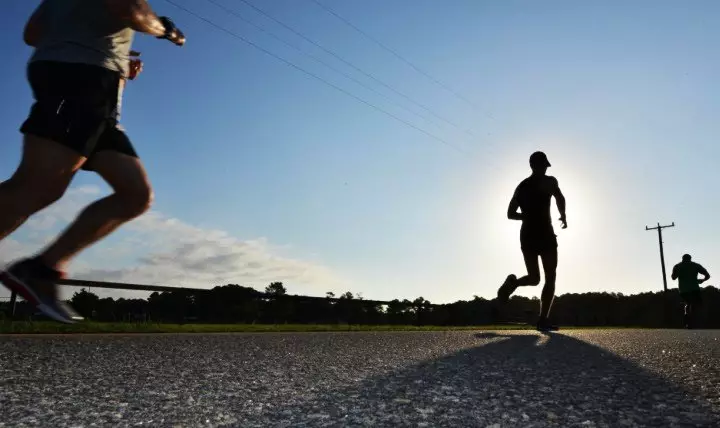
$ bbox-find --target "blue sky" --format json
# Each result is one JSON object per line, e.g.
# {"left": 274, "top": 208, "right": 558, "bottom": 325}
{"left": 1, "top": 0, "right": 719, "bottom": 303}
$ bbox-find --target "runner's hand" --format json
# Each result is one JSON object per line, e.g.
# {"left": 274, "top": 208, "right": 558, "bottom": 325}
{"left": 158, "top": 16, "right": 186, "bottom": 46}
{"left": 559, "top": 216, "right": 567, "bottom": 229}
{"left": 128, "top": 51, "right": 143, "bottom": 80}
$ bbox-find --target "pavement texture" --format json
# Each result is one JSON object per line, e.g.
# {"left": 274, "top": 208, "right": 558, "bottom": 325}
{"left": 0, "top": 329, "right": 719, "bottom": 427}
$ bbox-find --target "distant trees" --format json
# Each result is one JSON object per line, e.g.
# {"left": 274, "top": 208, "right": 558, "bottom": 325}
{"left": 265, "top": 282, "right": 287, "bottom": 296}
{"left": 70, "top": 289, "right": 100, "bottom": 318}
{"left": 4, "top": 281, "right": 718, "bottom": 328}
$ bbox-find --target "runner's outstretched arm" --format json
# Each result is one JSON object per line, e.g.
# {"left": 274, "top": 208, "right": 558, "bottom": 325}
{"left": 106, "top": 0, "right": 185, "bottom": 45}
{"left": 507, "top": 188, "right": 522, "bottom": 221}
{"left": 552, "top": 177, "right": 567, "bottom": 228}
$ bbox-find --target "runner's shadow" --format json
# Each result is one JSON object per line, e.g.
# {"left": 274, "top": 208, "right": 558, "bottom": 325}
{"left": 273, "top": 331, "right": 719, "bottom": 427}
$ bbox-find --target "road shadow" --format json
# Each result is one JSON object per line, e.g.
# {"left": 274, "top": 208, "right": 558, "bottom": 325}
{"left": 268, "top": 331, "right": 720, "bottom": 427}
{"left": 1, "top": 331, "right": 717, "bottom": 427}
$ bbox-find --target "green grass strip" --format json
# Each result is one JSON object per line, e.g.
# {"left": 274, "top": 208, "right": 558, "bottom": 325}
{"left": 0, "top": 321, "right": 642, "bottom": 334}
{"left": 0, "top": 321, "right": 538, "bottom": 334}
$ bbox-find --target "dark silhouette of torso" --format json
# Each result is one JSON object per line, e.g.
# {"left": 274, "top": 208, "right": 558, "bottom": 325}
{"left": 515, "top": 174, "right": 557, "bottom": 233}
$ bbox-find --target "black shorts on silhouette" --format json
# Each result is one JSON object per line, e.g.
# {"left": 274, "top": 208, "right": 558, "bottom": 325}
{"left": 20, "top": 61, "right": 138, "bottom": 171}
{"left": 520, "top": 225, "right": 557, "bottom": 255}
{"left": 680, "top": 290, "right": 702, "bottom": 306}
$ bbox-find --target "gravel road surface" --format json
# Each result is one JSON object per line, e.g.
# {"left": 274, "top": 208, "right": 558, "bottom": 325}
{"left": 0, "top": 329, "right": 718, "bottom": 427}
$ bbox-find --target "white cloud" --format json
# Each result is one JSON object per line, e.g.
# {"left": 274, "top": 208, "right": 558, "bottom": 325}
{"left": 1, "top": 185, "right": 347, "bottom": 299}
{"left": 0, "top": 239, "right": 32, "bottom": 268}
{"left": 25, "top": 185, "right": 102, "bottom": 233}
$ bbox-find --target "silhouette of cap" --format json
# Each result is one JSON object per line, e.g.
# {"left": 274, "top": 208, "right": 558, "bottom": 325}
{"left": 529, "top": 151, "right": 551, "bottom": 168}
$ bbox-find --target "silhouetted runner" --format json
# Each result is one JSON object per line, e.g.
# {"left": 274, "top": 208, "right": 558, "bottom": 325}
{"left": 496, "top": 151, "right": 567, "bottom": 332}
{"left": 671, "top": 254, "right": 710, "bottom": 329}
{"left": 0, "top": 1, "right": 185, "bottom": 323}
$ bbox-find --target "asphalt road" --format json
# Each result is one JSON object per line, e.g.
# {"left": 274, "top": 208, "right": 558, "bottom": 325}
{"left": 0, "top": 330, "right": 718, "bottom": 427}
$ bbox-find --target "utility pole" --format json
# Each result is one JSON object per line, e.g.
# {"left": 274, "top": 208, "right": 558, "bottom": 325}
{"left": 646, "top": 222, "right": 675, "bottom": 328}
{"left": 645, "top": 222, "right": 675, "bottom": 293}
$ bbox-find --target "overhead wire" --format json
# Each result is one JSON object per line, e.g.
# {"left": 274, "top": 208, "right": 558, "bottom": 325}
{"left": 236, "top": 0, "right": 482, "bottom": 139}
{"left": 162, "top": 0, "right": 470, "bottom": 154}
{"left": 300, "top": 0, "right": 503, "bottom": 159}
{"left": 308, "top": 0, "right": 482, "bottom": 111}
{"left": 204, "top": 0, "right": 447, "bottom": 131}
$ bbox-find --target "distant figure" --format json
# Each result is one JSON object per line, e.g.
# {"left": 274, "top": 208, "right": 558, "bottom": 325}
{"left": 496, "top": 151, "right": 567, "bottom": 332}
{"left": 671, "top": 254, "right": 710, "bottom": 329}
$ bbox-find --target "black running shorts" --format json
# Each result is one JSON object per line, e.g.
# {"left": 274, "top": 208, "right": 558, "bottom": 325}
{"left": 520, "top": 225, "right": 558, "bottom": 255}
{"left": 680, "top": 290, "right": 702, "bottom": 306}
{"left": 20, "top": 61, "right": 138, "bottom": 170}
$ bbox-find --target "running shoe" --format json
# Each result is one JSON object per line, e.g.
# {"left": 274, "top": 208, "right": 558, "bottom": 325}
{"left": 496, "top": 274, "right": 518, "bottom": 304}
{"left": 536, "top": 318, "right": 559, "bottom": 332}
{"left": 0, "top": 258, "right": 80, "bottom": 323}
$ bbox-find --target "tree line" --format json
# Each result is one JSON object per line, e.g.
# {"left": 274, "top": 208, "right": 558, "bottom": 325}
{"left": 3, "top": 282, "right": 719, "bottom": 328}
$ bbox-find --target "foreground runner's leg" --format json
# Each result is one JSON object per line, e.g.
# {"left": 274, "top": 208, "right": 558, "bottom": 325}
{"left": 684, "top": 292, "right": 702, "bottom": 329}
{"left": 537, "top": 249, "right": 559, "bottom": 331}
{"left": 0, "top": 137, "right": 84, "bottom": 242}
{"left": 517, "top": 250, "right": 542, "bottom": 287}
{"left": 0, "top": 139, "right": 88, "bottom": 324}
{"left": 1, "top": 61, "right": 119, "bottom": 323}
{"left": 7, "top": 132, "right": 150, "bottom": 324}
{"left": 496, "top": 274, "right": 517, "bottom": 303}
{"left": 37, "top": 143, "right": 152, "bottom": 274}
{"left": 0, "top": 136, "right": 86, "bottom": 323}
{"left": 497, "top": 250, "right": 541, "bottom": 303}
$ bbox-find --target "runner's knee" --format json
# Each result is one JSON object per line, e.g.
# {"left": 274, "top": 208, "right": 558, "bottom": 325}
{"left": 89, "top": 151, "right": 152, "bottom": 218}
{"left": 527, "top": 273, "right": 541, "bottom": 285}
{"left": 115, "top": 184, "right": 153, "bottom": 218}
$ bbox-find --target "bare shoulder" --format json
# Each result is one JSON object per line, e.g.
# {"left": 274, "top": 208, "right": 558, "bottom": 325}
{"left": 515, "top": 177, "right": 530, "bottom": 190}
{"left": 540, "top": 175, "right": 558, "bottom": 192}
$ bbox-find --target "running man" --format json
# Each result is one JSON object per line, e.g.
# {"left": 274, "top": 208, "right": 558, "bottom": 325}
{"left": 671, "top": 254, "right": 710, "bottom": 329}
{"left": 0, "top": 0, "right": 185, "bottom": 323}
{"left": 496, "top": 151, "right": 567, "bottom": 332}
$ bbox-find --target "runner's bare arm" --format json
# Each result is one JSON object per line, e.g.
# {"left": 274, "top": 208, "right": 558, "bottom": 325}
{"left": 698, "top": 265, "right": 710, "bottom": 283}
{"left": 106, "top": 0, "right": 185, "bottom": 45}
{"left": 23, "top": 0, "right": 49, "bottom": 46}
{"left": 552, "top": 177, "right": 567, "bottom": 228}
{"left": 106, "top": 0, "right": 165, "bottom": 36}
{"left": 507, "top": 188, "right": 522, "bottom": 221}
{"left": 671, "top": 265, "right": 678, "bottom": 280}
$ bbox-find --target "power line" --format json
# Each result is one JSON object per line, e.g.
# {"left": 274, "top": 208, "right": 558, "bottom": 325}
{"left": 236, "top": 0, "right": 476, "bottom": 136}
{"left": 163, "top": 0, "right": 468, "bottom": 154}
{"left": 308, "top": 0, "right": 480, "bottom": 110}
{"left": 204, "top": 0, "right": 446, "bottom": 131}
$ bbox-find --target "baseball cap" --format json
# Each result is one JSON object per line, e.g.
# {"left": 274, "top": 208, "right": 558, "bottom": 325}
{"left": 529, "top": 151, "right": 551, "bottom": 168}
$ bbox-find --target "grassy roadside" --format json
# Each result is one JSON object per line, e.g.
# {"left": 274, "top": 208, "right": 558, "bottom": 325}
{"left": 0, "top": 321, "right": 542, "bottom": 334}
{"left": 0, "top": 321, "right": 641, "bottom": 334}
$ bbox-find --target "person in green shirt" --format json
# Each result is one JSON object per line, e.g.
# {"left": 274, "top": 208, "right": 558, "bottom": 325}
{"left": 670, "top": 254, "right": 710, "bottom": 329}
